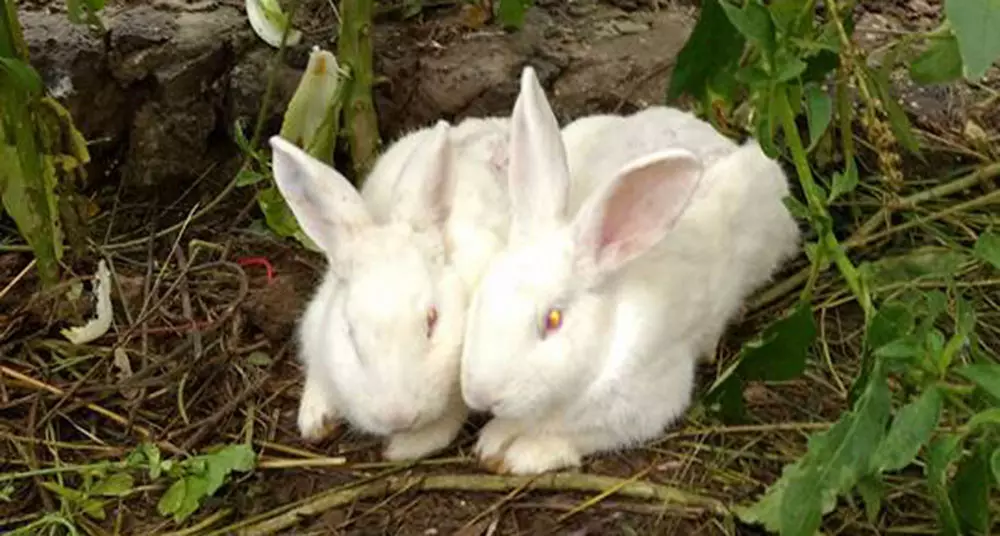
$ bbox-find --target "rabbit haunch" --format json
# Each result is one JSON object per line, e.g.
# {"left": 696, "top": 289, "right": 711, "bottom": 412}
{"left": 459, "top": 67, "right": 800, "bottom": 475}
{"left": 270, "top": 115, "right": 511, "bottom": 462}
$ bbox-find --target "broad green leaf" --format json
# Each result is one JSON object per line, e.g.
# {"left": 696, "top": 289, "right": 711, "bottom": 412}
{"left": 739, "top": 364, "right": 891, "bottom": 535}
{"left": 863, "top": 248, "right": 968, "bottom": 289}
{"left": 955, "top": 364, "right": 1000, "bottom": 401}
{"left": 704, "top": 301, "right": 816, "bottom": 421}
{"left": 828, "top": 158, "right": 859, "bottom": 202}
{"left": 870, "top": 386, "right": 943, "bottom": 473}
{"left": 157, "top": 479, "right": 186, "bottom": 518}
{"left": 667, "top": 0, "right": 746, "bottom": 102}
{"left": 949, "top": 440, "right": 992, "bottom": 533}
{"left": 246, "top": 0, "right": 302, "bottom": 48}
{"left": 991, "top": 448, "right": 1000, "bottom": 486}
{"left": 210, "top": 444, "right": 256, "bottom": 473}
{"left": 965, "top": 408, "right": 1000, "bottom": 432}
{"left": 91, "top": 472, "right": 134, "bottom": 497}
{"left": 718, "top": 0, "right": 774, "bottom": 54}
{"left": 910, "top": 33, "right": 964, "bottom": 84}
{"left": 247, "top": 351, "right": 272, "bottom": 366}
{"left": 0, "top": 57, "right": 43, "bottom": 95}
{"left": 926, "top": 434, "right": 963, "bottom": 536}
{"left": 235, "top": 168, "right": 268, "bottom": 187}
{"left": 495, "top": 0, "right": 533, "bottom": 30}
{"left": 973, "top": 230, "right": 1000, "bottom": 269}
{"left": 279, "top": 47, "right": 344, "bottom": 165}
{"left": 773, "top": 54, "right": 808, "bottom": 82}
{"left": 944, "top": 0, "right": 1000, "bottom": 80}
{"left": 804, "top": 84, "right": 832, "bottom": 152}
{"left": 862, "top": 64, "right": 921, "bottom": 155}
{"left": 257, "top": 186, "right": 303, "bottom": 239}
{"left": 873, "top": 335, "right": 923, "bottom": 360}
{"left": 782, "top": 195, "right": 809, "bottom": 220}
{"left": 865, "top": 303, "right": 915, "bottom": 350}
{"left": 175, "top": 475, "right": 209, "bottom": 522}
{"left": 856, "top": 474, "right": 883, "bottom": 522}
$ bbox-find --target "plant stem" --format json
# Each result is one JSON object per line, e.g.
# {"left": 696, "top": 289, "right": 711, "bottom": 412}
{"left": 338, "top": 0, "right": 382, "bottom": 183}
{"left": 776, "top": 85, "right": 872, "bottom": 319}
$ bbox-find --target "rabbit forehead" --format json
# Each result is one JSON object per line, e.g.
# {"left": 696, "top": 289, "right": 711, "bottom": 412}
{"left": 489, "top": 233, "right": 576, "bottom": 302}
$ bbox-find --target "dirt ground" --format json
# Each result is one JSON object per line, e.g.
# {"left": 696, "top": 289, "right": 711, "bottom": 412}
{"left": 2, "top": 0, "right": 999, "bottom": 534}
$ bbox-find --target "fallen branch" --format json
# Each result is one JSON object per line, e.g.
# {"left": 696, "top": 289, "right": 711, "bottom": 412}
{"left": 229, "top": 472, "right": 729, "bottom": 535}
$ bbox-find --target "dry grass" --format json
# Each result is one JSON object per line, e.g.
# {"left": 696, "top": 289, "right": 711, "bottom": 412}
{"left": 3, "top": 1, "right": 1000, "bottom": 534}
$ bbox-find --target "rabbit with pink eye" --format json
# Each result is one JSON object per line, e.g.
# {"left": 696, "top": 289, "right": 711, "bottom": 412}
{"left": 270, "top": 116, "right": 511, "bottom": 461}
{"left": 459, "top": 67, "right": 800, "bottom": 475}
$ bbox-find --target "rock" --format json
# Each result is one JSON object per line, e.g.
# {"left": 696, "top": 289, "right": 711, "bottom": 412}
{"left": 19, "top": 0, "right": 696, "bottom": 191}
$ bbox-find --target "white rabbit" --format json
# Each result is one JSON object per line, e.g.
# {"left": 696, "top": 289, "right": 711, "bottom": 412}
{"left": 459, "top": 67, "right": 800, "bottom": 475}
{"left": 270, "top": 116, "right": 510, "bottom": 461}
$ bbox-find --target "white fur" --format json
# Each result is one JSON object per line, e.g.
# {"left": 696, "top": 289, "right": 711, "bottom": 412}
{"left": 270, "top": 115, "right": 511, "bottom": 461}
{"left": 459, "top": 67, "right": 801, "bottom": 474}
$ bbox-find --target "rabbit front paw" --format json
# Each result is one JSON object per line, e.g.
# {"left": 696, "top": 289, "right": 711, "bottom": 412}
{"left": 475, "top": 419, "right": 581, "bottom": 475}
{"left": 498, "top": 435, "right": 581, "bottom": 475}
{"left": 383, "top": 414, "right": 464, "bottom": 461}
{"left": 297, "top": 377, "right": 340, "bottom": 442}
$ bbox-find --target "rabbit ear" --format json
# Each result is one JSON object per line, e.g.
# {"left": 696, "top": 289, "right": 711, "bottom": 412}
{"left": 571, "top": 149, "right": 703, "bottom": 279}
{"left": 389, "top": 120, "right": 453, "bottom": 230}
{"left": 270, "top": 136, "right": 373, "bottom": 270}
{"left": 508, "top": 66, "right": 570, "bottom": 242}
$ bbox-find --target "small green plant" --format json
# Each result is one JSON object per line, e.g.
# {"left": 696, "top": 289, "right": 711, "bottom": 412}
{"left": 1, "top": 442, "right": 258, "bottom": 533}
{"left": 1, "top": 0, "right": 95, "bottom": 286}
{"left": 670, "top": 1, "right": 1000, "bottom": 534}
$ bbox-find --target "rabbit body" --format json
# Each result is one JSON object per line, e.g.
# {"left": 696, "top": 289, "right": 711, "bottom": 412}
{"left": 272, "top": 116, "right": 511, "bottom": 461}
{"left": 460, "top": 68, "right": 800, "bottom": 474}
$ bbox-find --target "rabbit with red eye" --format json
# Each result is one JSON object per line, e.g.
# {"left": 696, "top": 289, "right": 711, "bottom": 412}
{"left": 459, "top": 67, "right": 800, "bottom": 475}
{"left": 271, "top": 116, "right": 511, "bottom": 461}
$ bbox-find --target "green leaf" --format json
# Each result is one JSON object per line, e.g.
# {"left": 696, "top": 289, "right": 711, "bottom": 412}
{"left": 91, "top": 472, "right": 134, "bottom": 497}
{"left": 944, "top": 0, "right": 1000, "bottom": 80}
{"left": 704, "top": 301, "right": 816, "bottom": 421}
{"left": 738, "top": 364, "right": 891, "bottom": 535}
{"left": 910, "top": 33, "right": 964, "bottom": 84}
{"left": 955, "top": 364, "right": 1000, "bottom": 401}
{"left": 870, "top": 387, "right": 943, "bottom": 473}
{"left": 828, "top": 159, "right": 859, "bottom": 203}
{"left": 718, "top": 0, "right": 774, "bottom": 54}
{"left": 495, "top": 0, "right": 533, "bottom": 30}
{"left": 279, "top": 48, "right": 345, "bottom": 164}
{"left": 926, "top": 434, "right": 963, "bottom": 536}
{"left": 863, "top": 65, "right": 921, "bottom": 155}
{"left": 667, "top": 0, "right": 746, "bottom": 102}
{"left": 949, "top": 440, "right": 992, "bottom": 533}
{"left": 804, "top": 84, "right": 832, "bottom": 152}
{"left": 0, "top": 104, "right": 64, "bottom": 286}
{"left": 973, "top": 230, "right": 1000, "bottom": 269}
{"left": 247, "top": 351, "right": 272, "bottom": 366}
{"left": 873, "top": 335, "right": 923, "bottom": 360}
{"left": 235, "top": 168, "right": 268, "bottom": 187}
{"left": 862, "top": 247, "right": 968, "bottom": 289}
{"left": 257, "top": 186, "right": 303, "bottom": 238}
{"left": 0, "top": 57, "right": 43, "bottom": 95}
{"left": 991, "top": 448, "right": 1000, "bottom": 486}
{"left": 157, "top": 479, "right": 186, "bottom": 518}
{"left": 966, "top": 408, "right": 1000, "bottom": 432}
{"left": 856, "top": 474, "right": 884, "bottom": 522}
{"left": 782, "top": 195, "right": 809, "bottom": 220}
{"left": 866, "top": 303, "right": 915, "bottom": 350}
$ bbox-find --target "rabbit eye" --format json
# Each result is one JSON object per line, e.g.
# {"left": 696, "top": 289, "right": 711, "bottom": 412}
{"left": 540, "top": 308, "right": 563, "bottom": 338}
{"left": 426, "top": 306, "right": 439, "bottom": 337}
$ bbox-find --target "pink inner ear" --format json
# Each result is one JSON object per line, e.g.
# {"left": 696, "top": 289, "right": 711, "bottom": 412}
{"left": 597, "top": 159, "right": 696, "bottom": 263}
